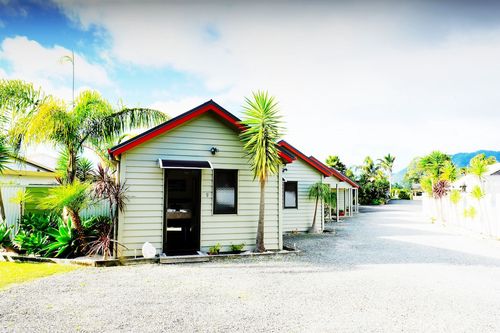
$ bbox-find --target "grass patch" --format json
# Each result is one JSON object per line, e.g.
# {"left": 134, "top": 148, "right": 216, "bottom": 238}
{"left": 0, "top": 262, "right": 79, "bottom": 290}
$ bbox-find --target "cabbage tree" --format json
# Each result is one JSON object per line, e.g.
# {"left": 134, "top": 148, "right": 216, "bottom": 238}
{"left": 240, "top": 91, "right": 284, "bottom": 252}
{"left": 308, "top": 182, "right": 330, "bottom": 233}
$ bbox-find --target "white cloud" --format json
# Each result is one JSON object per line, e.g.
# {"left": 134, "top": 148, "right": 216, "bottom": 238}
{"left": 0, "top": 36, "right": 112, "bottom": 101}
{"left": 54, "top": 1, "right": 500, "bottom": 169}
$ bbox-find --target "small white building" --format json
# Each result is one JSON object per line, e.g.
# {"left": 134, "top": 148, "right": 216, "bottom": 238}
{"left": 277, "top": 141, "right": 330, "bottom": 233}
{"left": 0, "top": 157, "right": 57, "bottom": 227}
{"left": 109, "top": 100, "right": 293, "bottom": 256}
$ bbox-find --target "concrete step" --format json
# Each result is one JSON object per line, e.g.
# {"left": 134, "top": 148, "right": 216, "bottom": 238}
{"left": 159, "top": 255, "right": 210, "bottom": 264}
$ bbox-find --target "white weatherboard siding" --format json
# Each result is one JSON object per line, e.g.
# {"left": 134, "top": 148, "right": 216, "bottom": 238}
{"left": 117, "top": 113, "right": 281, "bottom": 256}
{"left": 283, "top": 158, "right": 324, "bottom": 232}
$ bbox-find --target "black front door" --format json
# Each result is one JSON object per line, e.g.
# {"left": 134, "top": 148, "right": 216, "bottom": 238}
{"left": 163, "top": 169, "right": 201, "bottom": 255}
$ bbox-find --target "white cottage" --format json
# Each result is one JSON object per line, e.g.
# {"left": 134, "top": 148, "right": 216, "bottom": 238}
{"left": 277, "top": 141, "right": 330, "bottom": 232}
{"left": 109, "top": 100, "right": 293, "bottom": 256}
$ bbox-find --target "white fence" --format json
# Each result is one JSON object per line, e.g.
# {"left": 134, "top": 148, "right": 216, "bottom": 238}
{"left": 1, "top": 184, "right": 110, "bottom": 230}
{"left": 422, "top": 193, "right": 500, "bottom": 238}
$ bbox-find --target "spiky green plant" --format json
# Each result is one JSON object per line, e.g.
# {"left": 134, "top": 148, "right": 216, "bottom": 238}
{"left": 308, "top": 182, "right": 330, "bottom": 233}
{"left": 449, "top": 189, "right": 461, "bottom": 205}
{"left": 470, "top": 185, "right": 485, "bottom": 200}
{"left": 44, "top": 218, "right": 78, "bottom": 258}
{"left": 240, "top": 91, "right": 284, "bottom": 252}
{"left": 38, "top": 181, "right": 92, "bottom": 246}
{"left": 0, "top": 221, "right": 13, "bottom": 250}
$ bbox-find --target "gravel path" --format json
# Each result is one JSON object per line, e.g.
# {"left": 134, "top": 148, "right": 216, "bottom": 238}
{"left": 2, "top": 201, "right": 500, "bottom": 332}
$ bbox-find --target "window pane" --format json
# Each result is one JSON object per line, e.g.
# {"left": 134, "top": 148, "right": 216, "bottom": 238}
{"left": 214, "top": 170, "right": 237, "bottom": 214}
{"left": 284, "top": 182, "right": 297, "bottom": 208}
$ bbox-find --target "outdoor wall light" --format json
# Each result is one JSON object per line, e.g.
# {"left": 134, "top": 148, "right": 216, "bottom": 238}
{"left": 210, "top": 147, "right": 219, "bottom": 155}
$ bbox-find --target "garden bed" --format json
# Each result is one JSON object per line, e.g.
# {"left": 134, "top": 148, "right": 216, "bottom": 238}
{"left": 1, "top": 248, "right": 300, "bottom": 267}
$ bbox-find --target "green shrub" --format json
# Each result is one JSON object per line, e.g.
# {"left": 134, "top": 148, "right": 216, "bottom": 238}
{"left": 44, "top": 219, "right": 78, "bottom": 258}
{"left": 19, "top": 213, "right": 59, "bottom": 234}
{"left": 14, "top": 230, "right": 48, "bottom": 255}
{"left": 0, "top": 222, "right": 13, "bottom": 250}
{"left": 398, "top": 189, "right": 412, "bottom": 200}
{"left": 208, "top": 243, "right": 221, "bottom": 255}
{"left": 230, "top": 243, "right": 245, "bottom": 252}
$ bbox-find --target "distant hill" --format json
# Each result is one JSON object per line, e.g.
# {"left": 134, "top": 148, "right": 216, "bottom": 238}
{"left": 451, "top": 150, "right": 500, "bottom": 168}
{"left": 393, "top": 150, "right": 500, "bottom": 184}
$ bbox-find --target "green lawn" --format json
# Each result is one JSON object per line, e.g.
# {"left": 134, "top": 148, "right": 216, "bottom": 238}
{"left": 0, "top": 262, "right": 79, "bottom": 290}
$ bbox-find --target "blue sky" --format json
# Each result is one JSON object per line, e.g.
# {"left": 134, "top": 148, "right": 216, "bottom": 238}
{"left": 1, "top": 0, "right": 500, "bottom": 170}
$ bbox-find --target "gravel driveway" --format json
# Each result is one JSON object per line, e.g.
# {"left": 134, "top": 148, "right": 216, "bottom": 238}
{"left": 2, "top": 201, "right": 500, "bottom": 332}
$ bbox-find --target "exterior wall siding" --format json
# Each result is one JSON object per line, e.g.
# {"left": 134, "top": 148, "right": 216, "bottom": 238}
{"left": 282, "top": 158, "right": 324, "bottom": 232}
{"left": 117, "top": 113, "right": 281, "bottom": 256}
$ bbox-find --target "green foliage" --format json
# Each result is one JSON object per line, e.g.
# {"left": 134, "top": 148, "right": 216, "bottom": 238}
{"left": 468, "top": 153, "right": 496, "bottom": 180}
{"left": 38, "top": 181, "right": 91, "bottom": 213}
{"left": 419, "top": 151, "right": 451, "bottom": 181}
{"left": 308, "top": 182, "right": 330, "bottom": 201}
{"left": 240, "top": 91, "right": 284, "bottom": 252}
{"left": 240, "top": 91, "right": 284, "bottom": 182}
{"left": 404, "top": 157, "right": 424, "bottom": 185}
{"left": 18, "top": 213, "right": 59, "bottom": 234}
{"left": 208, "top": 243, "right": 221, "bottom": 255}
{"left": 463, "top": 206, "right": 477, "bottom": 219}
{"left": 9, "top": 87, "right": 167, "bottom": 184}
{"left": 470, "top": 185, "right": 485, "bottom": 200}
{"left": 396, "top": 188, "right": 412, "bottom": 200}
{"left": 325, "top": 155, "right": 346, "bottom": 173}
{"left": 440, "top": 161, "right": 458, "bottom": 182}
{"left": 449, "top": 190, "right": 461, "bottom": 205}
{"left": 420, "top": 176, "right": 433, "bottom": 195}
{"left": 324, "top": 191, "right": 337, "bottom": 209}
{"left": 44, "top": 219, "right": 78, "bottom": 258}
{"left": 358, "top": 177, "right": 390, "bottom": 205}
{"left": 10, "top": 188, "right": 33, "bottom": 206}
{"left": 14, "top": 230, "right": 48, "bottom": 255}
{"left": 230, "top": 243, "right": 245, "bottom": 252}
{"left": 378, "top": 154, "right": 396, "bottom": 177}
{"left": 0, "top": 222, "right": 13, "bottom": 249}
{"left": 0, "top": 139, "right": 11, "bottom": 173}
{"left": 56, "top": 149, "right": 94, "bottom": 183}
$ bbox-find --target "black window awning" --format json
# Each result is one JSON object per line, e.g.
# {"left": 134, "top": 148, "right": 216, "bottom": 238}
{"left": 158, "top": 159, "right": 213, "bottom": 169}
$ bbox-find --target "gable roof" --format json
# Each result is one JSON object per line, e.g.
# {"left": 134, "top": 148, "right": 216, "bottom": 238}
{"left": 277, "top": 140, "right": 331, "bottom": 176}
{"left": 10, "top": 157, "right": 55, "bottom": 173}
{"left": 109, "top": 100, "right": 294, "bottom": 164}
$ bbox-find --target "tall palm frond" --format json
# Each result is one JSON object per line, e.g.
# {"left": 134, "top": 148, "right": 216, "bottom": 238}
{"left": 240, "top": 91, "right": 284, "bottom": 252}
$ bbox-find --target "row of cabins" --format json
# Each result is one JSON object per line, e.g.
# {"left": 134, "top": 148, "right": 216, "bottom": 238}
{"left": 108, "top": 100, "right": 359, "bottom": 256}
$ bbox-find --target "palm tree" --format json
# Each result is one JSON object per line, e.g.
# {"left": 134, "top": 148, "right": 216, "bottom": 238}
{"left": 359, "top": 156, "right": 381, "bottom": 181}
{"left": 468, "top": 153, "right": 496, "bottom": 189}
{"left": 240, "top": 91, "right": 284, "bottom": 252}
{"left": 378, "top": 154, "right": 396, "bottom": 194}
{"left": 11, "top": 90, "right": 168, "bottom": 184}
{"left": 0, "top": 80, "right": 45, "bottom": 221}
{"left": 325, "top": 155, "right": 347, "bottom": 173}
{"left": 0, "top": 140, "right": 11, "bottom": 221}
{"left": 39, "top": 181, "right": 92, "bottom": 245}
{"left": 308, "top": 182, "right": 330, "bottom": 233}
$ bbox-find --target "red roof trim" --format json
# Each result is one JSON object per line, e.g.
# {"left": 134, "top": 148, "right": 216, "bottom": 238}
{"left": 110, "top": 100, "right": 292, "bottom": 165}
{"left": 110, "top": 100, "right": 245, "bottom": 158}
{"left": 308, "top": 156, "right": 335, "bottom": 176}
{"left": 308, "top": 156, "right": 360, "bottom": 188}
{"left": 278, "top": 151, "right": 294, "bottom": 164}
{"left": 277, "top": 140, "right": 331, "bottom": 176}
